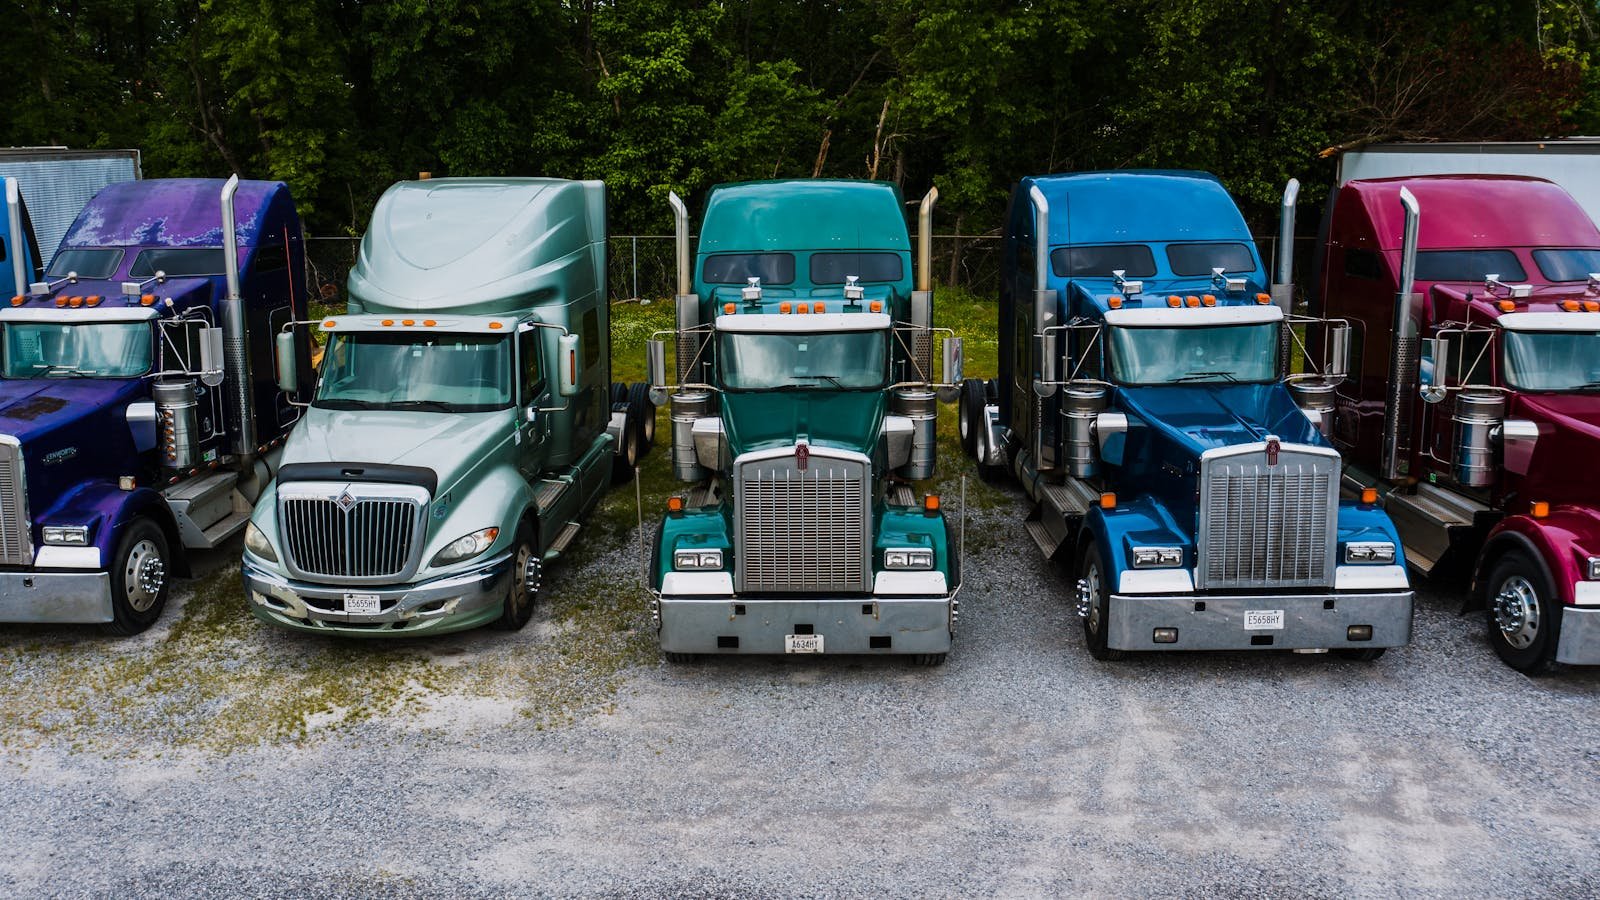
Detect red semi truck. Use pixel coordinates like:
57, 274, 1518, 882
1313, 174, 1600, 674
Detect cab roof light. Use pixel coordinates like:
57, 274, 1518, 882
1201, 294, 1217, 307
322, 319, 337, 328
423, 319, 436, 326
9, 295, 23, 306
1255, 292, 1272, 304
1106, 295, 1123, 309
68, 296, 83, 308
1498, 300, 1516, 312
140, 294, 156, 306
1185, 295, 1201, 308
1561, 299, 1580, 312
54, 296, 68, 308
85, 295, 102, 307
813, 302, 825, 314
1099, 492, 1116, 509
779, 302, 792, 314
869, 300, 883, 313
795, 304, 809, 314
402, 319, 415, 326
1167, 295, 1182, 308
1360, 487, 1379, 505
1530, 501, 1549, 519
488, 321, 503, 330
723, 302, 736, 314
1586, 301, 1600, 313
381, 319, 394, 326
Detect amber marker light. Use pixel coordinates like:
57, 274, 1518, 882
1587, 301, 1600, 312
1361, 487, 1379, 506
1562, 300, 1581, 312
723, 302, 736, 314
1201, 294, 1217, 307
667, 496, 684, 513
68, 296, 83, 308
1099, 492, 1117, 509
924, 494, 940, 512
1255, 292, 1272, 304
54, 296, 68, 308
488, 321, 503, 330
85, 295, 102, 307
779, 302, 792, 314
9, 295, 22, 306
402, 319, 415, 326
813, 302, 825, 314
1497, 300, 1516, 312
796, 304, 809, 314
423, 319, 436, 326
140, 294, 156, 306
1185, 295, 1201, 308
1107, 296, 1123, 309
869, 300, 882, 312
322, 319, 336, 328
1167, 295, 1182, 308
1530, 501, 1550, 518
381, 319, 394, 326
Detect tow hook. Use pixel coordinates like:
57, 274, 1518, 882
1072, 578, 1093, 619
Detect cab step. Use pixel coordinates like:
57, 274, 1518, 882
164, 470, 245, 548
1025, 518, 1062, 560
1038, 479, 1098, 519
1382, 482, 1488, 574
544, 521, 582, 559
196, 508, 251, 550
533, 479, 568, 515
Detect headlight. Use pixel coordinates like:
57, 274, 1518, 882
1587, 556, 1600, 580
1344, 542, 1396, 564
42, 525, 90, 546
884, 548, 934, 570
1131, 546, 1183, 568
673, 548, 724, 570
243, 521, 277, 562
431, 526, 500, 566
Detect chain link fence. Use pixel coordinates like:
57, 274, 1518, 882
307, 234, 1320, 308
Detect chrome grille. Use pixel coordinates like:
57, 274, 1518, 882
735, 447, 870, 593
0, 437, 30, 566
1197, 444, 1338, 589
279, 484, 427, 581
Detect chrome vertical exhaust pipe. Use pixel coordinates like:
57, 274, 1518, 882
1381, 187, 1421, 481
5, 178, 27, 298
219, 175, 257, 469
1271, 178, 1299, 313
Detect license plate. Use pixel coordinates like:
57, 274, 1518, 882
344, 593, 381, 615
785, 634, 824, 654
1244, 609, 1284, 630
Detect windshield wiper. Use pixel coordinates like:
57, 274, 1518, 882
385, 399, 458, 412
314, 398, 380, 410
790, 373, 846, 388
1172, 370, 1240, 383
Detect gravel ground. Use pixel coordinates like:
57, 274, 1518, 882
0, 475, 1596, 899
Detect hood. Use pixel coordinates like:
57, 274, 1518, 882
284, 406, 514, 498
0, 378, 144, 446
720, 390, 886, 459
1117, 383, 1325, 458
1511, 392, 1600, 506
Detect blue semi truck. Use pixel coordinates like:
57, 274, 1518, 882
0, 176, 312, 634
961, 170, 1415, 659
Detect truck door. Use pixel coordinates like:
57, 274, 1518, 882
516, 326, 550, 480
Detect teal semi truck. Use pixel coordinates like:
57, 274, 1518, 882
243, 177, 652, 636
645, 180, 964, 664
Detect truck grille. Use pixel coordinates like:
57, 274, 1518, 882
1197, 443, 1338, 589
0, 438, 30, 566
735, 447, 870, 593
279, 487, 427, 581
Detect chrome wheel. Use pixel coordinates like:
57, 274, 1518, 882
123, 539, 166, 613
1082, 559, 1103, 634
1493, 574, 1541, 650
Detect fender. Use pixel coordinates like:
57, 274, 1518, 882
42, 482, 188, 578
1473, 509, 1599, 610
1075, 496, 1192, 583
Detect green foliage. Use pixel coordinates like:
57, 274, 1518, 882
1, 0, 1596, 241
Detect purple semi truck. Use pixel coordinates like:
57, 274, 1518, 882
0, 176, 312, 634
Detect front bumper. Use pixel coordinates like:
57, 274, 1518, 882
0, 571, 113, 624
243, 553, 513, 637
1556, 604, 1600, 665
658, 589, 955, 655
1106, 590, 1414, 652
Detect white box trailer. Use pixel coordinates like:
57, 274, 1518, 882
0, 147, 141, 259
1338, 139, 1600, 225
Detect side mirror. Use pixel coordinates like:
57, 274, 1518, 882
558, 333, 581, 397
274, 330, 298, 394
1034, 331, 1058, 397
937, 337, 964, 402
646, 338, 669, 405
1419, 336, 1448, 404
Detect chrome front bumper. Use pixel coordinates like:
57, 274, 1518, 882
0, 571, 113, 623
1556, 604, 1600, 665
1106, 590, 1414, 652
243, 553, 513, 636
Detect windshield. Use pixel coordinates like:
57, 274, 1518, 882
1532, 248, 1600, 283
719, 330, 887, 390
2, 322, 153, 378
702, 253, 796, 285
1107, 323, 1279, 386
315, 332, 513, 412
810, 252, 903, 284
1051, 244, 1157, 278
46, 248, 123, 279
1502, 329, 1600, 392
1415, 249, 1525, 283
129, 248, 227, 278
1166, 243, 1255, 277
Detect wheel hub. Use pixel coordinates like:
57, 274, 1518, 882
1493, 575, 1540, 650
1072, 577, 1093, 619
124, 539, 166, 613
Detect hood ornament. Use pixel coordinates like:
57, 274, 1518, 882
795, 441, 809, 471
1265, 435, 1280, 466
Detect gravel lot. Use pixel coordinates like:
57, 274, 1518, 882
0, 472, 1596, 899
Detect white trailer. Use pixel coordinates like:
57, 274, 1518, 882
0, 147, 140, 259
1338, 139, 1600, 225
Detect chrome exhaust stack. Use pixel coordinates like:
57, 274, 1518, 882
1028, 185, 1059, 472
909, 187, 939, 380
1380, 187, 1421, 481
1271, 178, 1299, 313
5, 178, 27, 299
219, 175, 257, 473
669, 191, 704, 386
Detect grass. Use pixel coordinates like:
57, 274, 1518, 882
0, 285, 1009, 756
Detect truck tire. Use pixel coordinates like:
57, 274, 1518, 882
958, 378, 985, 459
663, 651, 698, 664
612, 404, 642, 484
628, 382, 655, 451
1485, 550, 1561, 675
1335, 647, 1386, 662
1078, 539, 1126, 661
611, 382, 628, 404
493, 524, 539, 631
911, 653, 947, 666
104, 519, 170, 636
